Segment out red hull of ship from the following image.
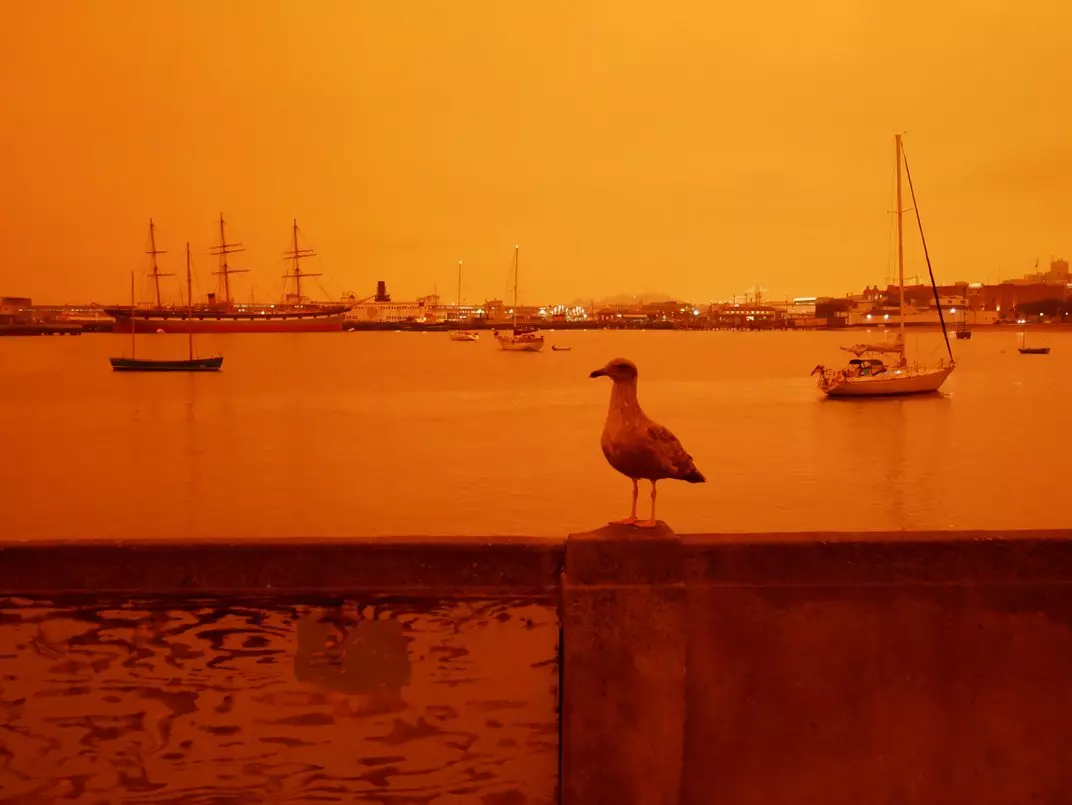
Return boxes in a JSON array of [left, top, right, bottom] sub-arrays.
[[111, 315, 345, 334]]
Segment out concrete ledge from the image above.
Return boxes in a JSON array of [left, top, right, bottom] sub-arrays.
[[684, 530, 1072, 585], [0, 537, 564, 596], [562, 522, 686, 805]]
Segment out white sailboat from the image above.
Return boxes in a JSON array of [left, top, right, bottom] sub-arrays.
[[494, 246, 544, 352], [812, 134, 954, 397], [448, 261, 479, 342], [1018, 323, 1051, 355]]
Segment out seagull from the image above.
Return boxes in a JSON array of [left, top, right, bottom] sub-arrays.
[[589, 358, 705, 528]]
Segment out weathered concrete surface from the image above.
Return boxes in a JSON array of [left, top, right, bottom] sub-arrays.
[[682, 531, 1072, 805], [561, 522, 686, 805], [0, 536, 563, 596]]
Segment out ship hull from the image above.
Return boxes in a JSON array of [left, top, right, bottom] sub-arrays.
[[107, 310, 345, 334], [110, 356, 223, 372]]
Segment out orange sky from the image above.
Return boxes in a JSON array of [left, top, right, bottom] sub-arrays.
[[1, 0, 1070, 305]]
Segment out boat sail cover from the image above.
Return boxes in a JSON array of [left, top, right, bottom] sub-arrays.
[[840, 336, 904, 357]]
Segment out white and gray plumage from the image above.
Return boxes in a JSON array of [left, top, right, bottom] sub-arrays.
[[589, 357, 705, 527]]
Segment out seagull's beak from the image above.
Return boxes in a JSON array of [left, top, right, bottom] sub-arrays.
[[589, 368, 606, 378]]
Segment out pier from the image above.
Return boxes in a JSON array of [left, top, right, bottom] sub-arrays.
[[0, 322, 83, 336], [2, 527, 1071, 803]]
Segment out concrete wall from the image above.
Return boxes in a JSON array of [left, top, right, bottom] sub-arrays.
[[0, 538, 562, 804], [3, 529, 1072, 804]]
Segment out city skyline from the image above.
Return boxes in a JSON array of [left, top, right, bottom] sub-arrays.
[[2, 1, 1070, 304]]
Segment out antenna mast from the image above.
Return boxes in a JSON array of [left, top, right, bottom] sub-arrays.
[[210, 213, 248, 305], [282, 219, 319, 302], [146, 218, 172, 307]]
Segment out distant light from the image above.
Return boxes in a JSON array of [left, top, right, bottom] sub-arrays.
[[950, 308, 957, 314], [884, 314, 889, 320], [866, 314, 872, 320]]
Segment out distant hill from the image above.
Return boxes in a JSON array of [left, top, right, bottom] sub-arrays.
[[565, 292, 677, 308]]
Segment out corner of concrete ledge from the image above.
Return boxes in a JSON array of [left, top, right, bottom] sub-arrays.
[[561, 520, 686, 804], [565, 521, 683, 587]]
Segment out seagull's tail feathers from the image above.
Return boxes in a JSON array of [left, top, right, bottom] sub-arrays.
[[680, 467, 706, 484]]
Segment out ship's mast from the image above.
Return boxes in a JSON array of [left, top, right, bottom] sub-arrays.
[[895, 134, 906, 366], [146, 218, 172, 307], [210, 213, 247, 305], [186, 242, 194, 360], [457, 261, 463, 308], [129, 271, 136, 359], [282, 219, 318, 302]]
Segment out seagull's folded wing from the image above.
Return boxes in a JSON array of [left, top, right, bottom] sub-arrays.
[[646, 423, 700, 480]]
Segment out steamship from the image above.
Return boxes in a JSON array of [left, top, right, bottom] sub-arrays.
[[106, 216, 351, 334]]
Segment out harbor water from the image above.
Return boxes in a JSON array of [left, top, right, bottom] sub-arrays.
[[0, 329, 1066, 539]]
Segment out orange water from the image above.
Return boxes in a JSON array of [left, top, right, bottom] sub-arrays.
[[0, 329, 1064, 538]]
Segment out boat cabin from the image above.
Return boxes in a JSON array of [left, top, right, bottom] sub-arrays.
[[847, 358, 888, 378]]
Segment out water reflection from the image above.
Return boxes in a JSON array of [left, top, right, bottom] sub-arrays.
[[0, 597, 558, 803]]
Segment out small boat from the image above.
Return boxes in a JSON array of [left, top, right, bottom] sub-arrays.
[[812, 135, 954, 397], [495, 246, 545, 352], [110, 245, 224, 373], [1018, 323, 1050, 355], [955, 311, 972, 339], [552, 345, 572, 352], [448, 261, 479, 341], [111, 356, 224, 372]]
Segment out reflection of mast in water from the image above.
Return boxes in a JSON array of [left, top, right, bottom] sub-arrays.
[[871, 395, 953, 529]]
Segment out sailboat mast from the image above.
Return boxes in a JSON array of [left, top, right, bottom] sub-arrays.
[[512, 246, 519, 330], [129, 270, 136, 359], [457, 261, 462, 308], [186, 242, 194, 361], [210, 213, 247, 306], [895, 134, 906, 363], [146, 218, 171, 308]]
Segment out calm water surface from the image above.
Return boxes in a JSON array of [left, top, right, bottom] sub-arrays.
[[0, 329, 1065, 538]]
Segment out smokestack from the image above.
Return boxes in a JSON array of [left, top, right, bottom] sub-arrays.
[[375, 281, 390, 302]]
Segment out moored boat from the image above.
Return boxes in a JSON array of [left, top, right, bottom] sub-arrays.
[[110, 246, 224, 372], [812, 135, 954, 397], [105, 216, 350, 333], [495, 246, 545, 352]]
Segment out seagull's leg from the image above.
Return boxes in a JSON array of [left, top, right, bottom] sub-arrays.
[[609, 479, 639, 525], [636, 481, 658, 528]]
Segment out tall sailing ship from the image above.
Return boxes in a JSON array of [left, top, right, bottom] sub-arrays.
[[106, 216, 351, 334]]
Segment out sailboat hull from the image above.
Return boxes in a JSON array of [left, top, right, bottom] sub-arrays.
[[449, 331, 480, 342], [496, 335, 544, 352], [110, 356, 223, 372], [822, 365, 953, 397]]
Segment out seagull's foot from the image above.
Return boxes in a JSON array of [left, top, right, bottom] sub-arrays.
[[609, 516, 638, 526], [633, 520, 658, 529]]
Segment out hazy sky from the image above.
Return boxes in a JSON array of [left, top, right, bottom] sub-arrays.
[[2, 0, 1069, 305]]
